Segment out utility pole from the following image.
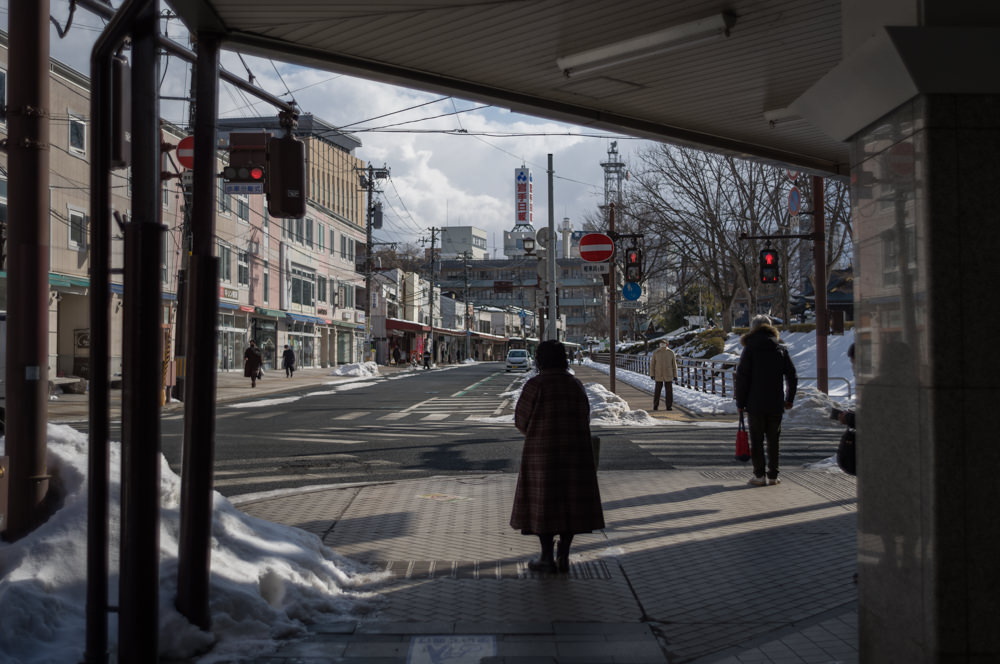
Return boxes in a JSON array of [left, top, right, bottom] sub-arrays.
[[422, 227, 440, 363], [461, 250, 473, 360], [358, 164, 389, 362], [4, 0, 51, 541], [546, 154, 558, 340]]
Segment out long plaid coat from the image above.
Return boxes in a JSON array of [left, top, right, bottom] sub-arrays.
[[510, 370, 605, 535]]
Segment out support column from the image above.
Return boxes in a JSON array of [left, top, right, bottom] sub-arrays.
[[852, 94, 1000, 661]]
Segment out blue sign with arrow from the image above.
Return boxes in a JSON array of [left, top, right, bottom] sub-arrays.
[[622, 282, 642, 301]]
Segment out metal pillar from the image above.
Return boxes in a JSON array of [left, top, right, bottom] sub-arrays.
[[4, 0, 51, 543], [117, 3, 163, 662], [546, 154, 557, 340], [176, 32, 221, 631], [812, 176, 828, 394]]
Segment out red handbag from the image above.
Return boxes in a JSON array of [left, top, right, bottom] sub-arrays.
[[734, 412, 750, 462]]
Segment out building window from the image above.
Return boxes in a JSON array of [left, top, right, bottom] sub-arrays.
[[0, 69, 6, 128], [330, 229, 336, 254], [218, 178, 231, 214], [238, 250, 249, 286], [263, 262, 270, 304], [317, 275, 327, 303], [218, 242, 232, 282], [69, 113, 87, 155], [162, 236, 169, 284], [305, 218, 314, 247], [317, 223, 325, 252], [290, 265, 316, 306], [236, 196, 250, 224], [68, 208, 87, 250], [295, 217, 304, 243], [0, 177, 7, 230]]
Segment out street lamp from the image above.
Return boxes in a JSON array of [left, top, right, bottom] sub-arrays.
[[522, 236, 535, 256]]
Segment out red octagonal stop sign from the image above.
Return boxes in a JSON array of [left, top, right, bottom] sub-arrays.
[[579, 233, 615, 262]]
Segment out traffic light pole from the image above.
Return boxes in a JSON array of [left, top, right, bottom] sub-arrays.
[[608, 204, 617, 394], [359, 164, 389, 362], [738, 174, 828, 393]]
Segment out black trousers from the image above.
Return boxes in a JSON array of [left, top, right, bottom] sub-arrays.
[[748, 412, 782, 479], [653, 381, 673, 409]]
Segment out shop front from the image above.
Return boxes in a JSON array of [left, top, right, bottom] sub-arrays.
[[386, 318, 430, 366], [218, 301, 249, 371]]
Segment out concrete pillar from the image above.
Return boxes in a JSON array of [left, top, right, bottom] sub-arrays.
[[788, 4, 1000, 659]]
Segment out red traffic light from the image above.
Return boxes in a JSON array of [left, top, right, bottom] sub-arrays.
[[249, 166, 264, 181], [759, 249, 780, 284]]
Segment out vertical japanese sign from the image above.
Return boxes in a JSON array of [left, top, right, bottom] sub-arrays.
[[515, 167, 533, 224]]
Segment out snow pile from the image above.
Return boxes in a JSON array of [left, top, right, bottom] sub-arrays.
[[586, 383, 659, 426], [0, 426, 385, 664], [329, 362, 380, 378]]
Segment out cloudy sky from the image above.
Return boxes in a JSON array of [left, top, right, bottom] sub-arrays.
[[9, 1, 657, 257]]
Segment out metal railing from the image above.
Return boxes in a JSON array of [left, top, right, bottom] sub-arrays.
[[592, 353, 851, 399]]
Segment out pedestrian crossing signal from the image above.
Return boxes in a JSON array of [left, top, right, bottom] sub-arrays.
[[625, 248, 642, 283], [760, 249, 780, 284]]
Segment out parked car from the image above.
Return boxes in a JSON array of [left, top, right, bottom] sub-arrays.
[[505, 348, 531, 372]]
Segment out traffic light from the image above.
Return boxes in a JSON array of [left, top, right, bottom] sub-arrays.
[[224, 132, 269, 186], [760, 248, 780, 284], [266, 133, 307, 218], [625, 247, 642, 283]]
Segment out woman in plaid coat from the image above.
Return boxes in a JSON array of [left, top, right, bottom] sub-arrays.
[[511, 340, 605, 573]]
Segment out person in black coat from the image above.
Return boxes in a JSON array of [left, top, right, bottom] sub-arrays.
[[734, 315, 798, 486], [282, 344, 296, 377]]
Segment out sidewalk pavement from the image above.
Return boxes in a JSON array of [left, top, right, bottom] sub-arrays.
[[51, 363, 858, 663]]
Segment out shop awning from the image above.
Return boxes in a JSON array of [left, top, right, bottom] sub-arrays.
[[286, 312, 326, 324], [254, 307, 284, 318], [386, 318, 430, 333], [219, 301, 240, 310]]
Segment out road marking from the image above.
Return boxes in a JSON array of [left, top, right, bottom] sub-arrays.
[[421, 413, 449, 421], [334, 411, 367, 420]]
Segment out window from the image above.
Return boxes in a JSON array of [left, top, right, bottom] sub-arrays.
[[263, 262, 270, 304], [317, 223, 325, 252], [218, 242, 232, 282], [295, 217, 304, 243], [238, 250, 249, 286], [162, 236, 169, 283], [0, 177, 7, 230], [317, 275, 327, 303], [0, 69, 6, 127], [340, 234, 348, 259], [329, 229, 336, 254], [339, 283, 354, 309], [236, 196, 250, 224], [305, 218, 314, 247], [290, 265, 316, 306], [218, 178, 231, 214], [68, 209, 87, 249], [69, 113, 87, 155]]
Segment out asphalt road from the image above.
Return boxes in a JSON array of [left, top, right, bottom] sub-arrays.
[[150, 363, 838, 498]]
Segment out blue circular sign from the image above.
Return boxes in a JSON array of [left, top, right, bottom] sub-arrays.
[[788, 187, 801, 215], [622, 282, 642, 301]]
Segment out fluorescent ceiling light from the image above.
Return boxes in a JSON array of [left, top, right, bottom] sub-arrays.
[[557, 12, 736, 78]]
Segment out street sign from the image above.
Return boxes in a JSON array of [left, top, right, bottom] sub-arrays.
[[579, 233, 614, 262], [618, 300, 642, 309], [787, 186, 801, 215], [582, 263, 609, 274], [224, 182, 264, 195], [535, 227, 553, 248], [177, 135, 195, 169], [622, 282, 641, 301]]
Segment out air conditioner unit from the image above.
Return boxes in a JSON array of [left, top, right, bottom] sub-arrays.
[[342, 312, 351, 321]]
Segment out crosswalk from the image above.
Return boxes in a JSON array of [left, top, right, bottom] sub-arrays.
[[626, 428, 839, 469]]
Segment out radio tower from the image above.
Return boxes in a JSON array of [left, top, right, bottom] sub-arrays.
[[600, 141, 626, 229]]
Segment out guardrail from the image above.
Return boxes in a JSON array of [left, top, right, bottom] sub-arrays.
[[591, 353, 852, 399]]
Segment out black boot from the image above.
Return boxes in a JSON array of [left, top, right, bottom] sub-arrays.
[[528, 534, 557, 573], [556, 534, 573, 573]]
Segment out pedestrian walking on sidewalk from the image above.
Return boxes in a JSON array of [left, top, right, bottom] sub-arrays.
[[650, 339, 678, 411], [734, 315, 797, 486], [511, 339, 605, 573], [282, 344, 296, 378], [243, 340, 263, 388]]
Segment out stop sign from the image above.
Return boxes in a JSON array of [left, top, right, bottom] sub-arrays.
[[177, 135, 195, 169], [579, 233, 614, 262]]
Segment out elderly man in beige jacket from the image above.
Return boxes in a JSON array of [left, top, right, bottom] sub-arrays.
[[650, 339, 678, 411]]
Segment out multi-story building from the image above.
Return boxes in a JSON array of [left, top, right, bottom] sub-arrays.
[[439, 226, 489, 259], [436, 256, 603, 344], [0, 35, 369, 386]]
